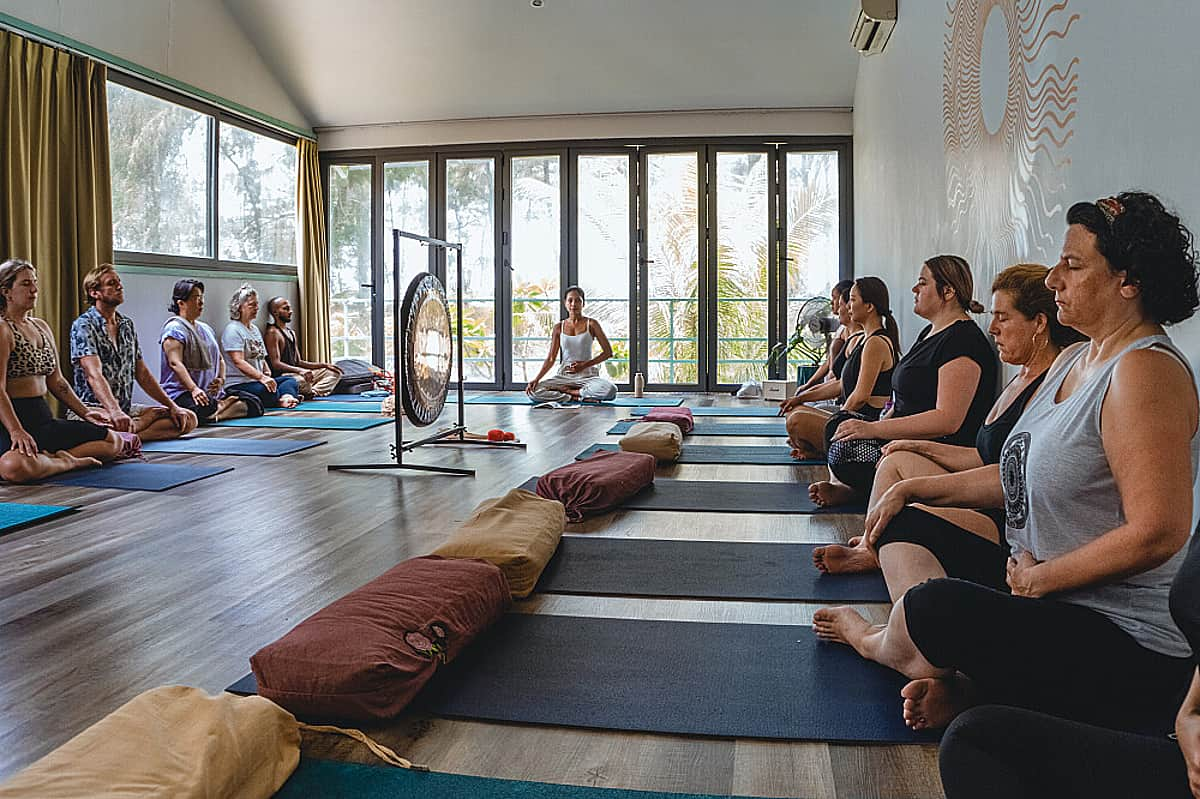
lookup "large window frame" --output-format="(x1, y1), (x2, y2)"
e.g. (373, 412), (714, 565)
(109, 73), (300, 277)
(321, 136), (851, 391)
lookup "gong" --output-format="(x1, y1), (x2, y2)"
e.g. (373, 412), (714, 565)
(399, 273), (453, 426)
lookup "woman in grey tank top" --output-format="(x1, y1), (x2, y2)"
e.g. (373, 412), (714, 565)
(810, 192), (1200, 741)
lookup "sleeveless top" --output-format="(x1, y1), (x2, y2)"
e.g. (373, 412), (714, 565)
(839, 328), (895, 405)
(558, 323), (598, 378)
(831, 331), (863, 380)
(271, 324), (300, 366)
(1000, 336), (1199, 657)
(5, 317), (56, 378)
(975, 371), (1046, 466)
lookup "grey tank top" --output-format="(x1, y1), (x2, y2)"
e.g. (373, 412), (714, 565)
(1000, 335), (1198, 657)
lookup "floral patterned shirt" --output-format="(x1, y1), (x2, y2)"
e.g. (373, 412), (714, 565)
(70, 306), (142, 412)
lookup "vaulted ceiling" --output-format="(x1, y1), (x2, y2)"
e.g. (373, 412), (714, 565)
(222, 0), (862, 128)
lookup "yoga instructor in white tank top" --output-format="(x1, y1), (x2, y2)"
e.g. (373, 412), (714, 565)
(525, 286), (617, 403)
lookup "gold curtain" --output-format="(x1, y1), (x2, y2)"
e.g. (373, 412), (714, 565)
(296, 137), (331, 362)
(0, 29), (112, 367)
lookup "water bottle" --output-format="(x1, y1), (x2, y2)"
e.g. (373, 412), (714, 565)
(633, 372), (645, 398)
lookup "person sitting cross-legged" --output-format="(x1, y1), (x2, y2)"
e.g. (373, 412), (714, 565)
(159, 279), (248, 424)
(222, 283), (300, 410)
(525, 285), (617, 403)
(263, 296), (341, 399)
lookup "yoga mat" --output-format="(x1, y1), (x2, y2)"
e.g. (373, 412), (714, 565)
(229, 616), (934, 743)
(141, 437), (324, 457)
(322, 393), (389, 402)
(0, 503), (75, 535)
(275, 758), (770, 799)
(212, 416), (390, 430)
(42, 462), (232, 491)
(467, 394), (684, 407)
(518, 477), (863, 515)
(608, 421), (786, 437)
(575, 443), (820, 465)
(633, 406), (782, 417)
(272, 400), (382, 413)
(536, 538), (889, 602)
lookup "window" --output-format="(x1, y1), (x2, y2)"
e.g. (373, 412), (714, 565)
(328, 164), (373, 359)
(219, 123), (297, 264)
(510, 155), (561, 383)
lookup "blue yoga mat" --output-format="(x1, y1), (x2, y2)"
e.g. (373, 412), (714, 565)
(633, 406), (782, 417)
(322, 393), (389, 403)
(467, 394), (684, 407)
(272, 400), (382, 413)
(42, 462), (232, 491)
(519, 477), (863, 515)
(141, 437), (324, 457)
(213, 416), (390, 430)
(0, 503), (74, 535)
(537, 537), (889, 602)
(576, 443), (820, 466)
(275, 758), (770, 799)
(608, 420), (786, 437)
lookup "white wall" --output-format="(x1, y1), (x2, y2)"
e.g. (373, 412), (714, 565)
(0, 0), (308, 131)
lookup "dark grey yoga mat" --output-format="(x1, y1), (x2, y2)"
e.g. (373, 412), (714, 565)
(227, 615), (934, 743)
(608, 420), (787, 437)
(518, 477), (863, 515)
(42, 462), (233, 491)
(141, 437), (325, 457)
(575, 442), (821, 465)
(536, 537), (889, 602)
(632, 406), (783, 417)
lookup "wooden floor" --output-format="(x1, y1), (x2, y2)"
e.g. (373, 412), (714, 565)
(0, 396), (943, 798)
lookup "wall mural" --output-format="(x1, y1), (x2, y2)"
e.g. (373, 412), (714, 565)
(943, 0), (1079, 278)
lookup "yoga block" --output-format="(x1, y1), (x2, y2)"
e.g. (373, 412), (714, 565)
(433, 489), (566, 598)
(536, 450), (656, 522)
(250, 555), (510, 722)
(619, 421), (683, 462)
(0, 686), (298, 799)
(642, 406), (694, 433)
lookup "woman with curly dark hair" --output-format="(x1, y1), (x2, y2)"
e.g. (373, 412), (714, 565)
(813, 192), (1200, 758)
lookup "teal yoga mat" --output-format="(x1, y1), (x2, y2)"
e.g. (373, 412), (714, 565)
(213, 416), (390, 430)
(575, 443), (819, 466)
(0, 503), (74, 535)
(467, 394), (683, 407)
(632, 406), (782, 417)
(274, 758), (771, 799)
(272, 400), (382, 413)
(608, 420), (787, 437)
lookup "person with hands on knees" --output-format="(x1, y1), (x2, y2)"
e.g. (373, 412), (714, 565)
(0, 259), (127, 482)
(221, 283), (300, 410)
(159, 279), (248, 424)
(263, 296), (341, 398)
(69, 264), (196, 441)
(526, 285), (617, 403)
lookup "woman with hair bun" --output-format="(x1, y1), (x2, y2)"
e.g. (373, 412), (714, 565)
(525, 285), (617, 403)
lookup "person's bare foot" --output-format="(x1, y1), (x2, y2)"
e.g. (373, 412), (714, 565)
(790, 443), (822, 461)
(53, 451), (101, 471)
(809, 480), (857, 507)
(812, 605), (878, 653)
(813, 542), (880, 573)
(901, 676), (976, 731)
(279, 394), (299, 409)
(847, 535), (863, 546)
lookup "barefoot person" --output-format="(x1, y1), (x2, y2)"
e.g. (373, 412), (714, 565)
(0, 259), (128, 482)
(813, 264), (1083, 577)
(813, 193), (1198, 738)
(781, 277), (898, 460)
(525, 286), (617, 403)
(809, 255), (997, 507)
(263, 296), (341, 398)
(159, 279), (247, 424)
(222, 284), (300, 410)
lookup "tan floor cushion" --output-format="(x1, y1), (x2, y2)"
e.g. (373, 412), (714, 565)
(432, 489), (566, 598)
(619, 421), (683, 462)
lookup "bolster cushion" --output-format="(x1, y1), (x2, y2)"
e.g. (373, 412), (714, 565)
(250, 555), (510, 722)
(619, 421), (683, 462)
(432, 489), (566, 598)
(643, 406), (694, 433)
(0, 686), (298, 799)
(536, 450), (656, 522)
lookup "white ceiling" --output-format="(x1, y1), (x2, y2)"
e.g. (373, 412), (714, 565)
(222, 0), (862, 128)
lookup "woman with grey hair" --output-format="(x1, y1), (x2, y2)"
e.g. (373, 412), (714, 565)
(220, 283), (300, 409)
(0, 258), (129, 482)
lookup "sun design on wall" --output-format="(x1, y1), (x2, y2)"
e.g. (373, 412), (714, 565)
(943, 0), (1079, 276)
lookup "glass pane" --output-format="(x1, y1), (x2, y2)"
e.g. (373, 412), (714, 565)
(108, 82), (209, 256)
(577, 155), (631, 384)
(328, 164), (373, 360)
(646, 153), (699, 385)
(218, 123), (297, 264)
(785, 151), (841, 379)
(445, 158), (496, 383)
(715, 152), (769, 385)
(383, 161), (430, 366)
(510, 155), (561, 384)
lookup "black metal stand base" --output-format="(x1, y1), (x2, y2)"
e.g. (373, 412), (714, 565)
(327, 462), (475, 476)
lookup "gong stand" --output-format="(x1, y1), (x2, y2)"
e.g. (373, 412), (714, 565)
(329, 229), (524, 478)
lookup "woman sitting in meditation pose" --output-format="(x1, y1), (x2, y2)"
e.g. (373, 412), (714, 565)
(0, 259), (127, 482)
(813, 192), (1199, 739)
(787, 279), (858, 398)
(221, 283), (300, 410)
(160, 279), (247, 424)
(526, 286), (617, 403)
(780, 277), (898, 460)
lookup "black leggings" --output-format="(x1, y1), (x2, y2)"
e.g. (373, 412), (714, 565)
(875, 505), (1008, 592)
(0, 396), (108, 453)
(904, 578), (1193, 734)
(939, 704), (1189, 799)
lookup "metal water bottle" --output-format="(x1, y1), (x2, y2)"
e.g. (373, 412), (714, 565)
(633, 372), (645, 398)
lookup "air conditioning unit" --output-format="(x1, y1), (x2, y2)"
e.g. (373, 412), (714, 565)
(850, 0), (897, 55)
